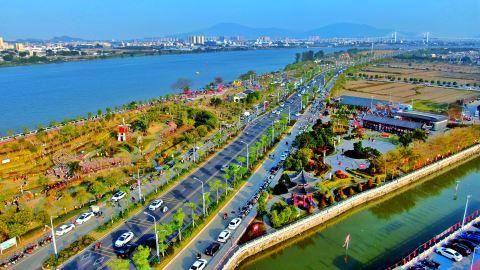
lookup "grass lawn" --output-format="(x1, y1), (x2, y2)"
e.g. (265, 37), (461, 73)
(413, 100), (449, 114)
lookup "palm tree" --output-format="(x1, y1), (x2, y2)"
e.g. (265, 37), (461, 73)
(237, 156), (247, 167)
(185, 201), (198, 227)
(209, 179), (223, 204)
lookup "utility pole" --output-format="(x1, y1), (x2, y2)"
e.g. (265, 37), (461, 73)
(461, 195), (472, 230)
(193, 177), (205, 216)
(50, 216), (58, 259)
(144, 212), (160, 261)
(137, 169), (142, 202)
(241, 141), (249, 169)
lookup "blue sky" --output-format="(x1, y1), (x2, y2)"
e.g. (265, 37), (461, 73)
(0, 0), (478, 40)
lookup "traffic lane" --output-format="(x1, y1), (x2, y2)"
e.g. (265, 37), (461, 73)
(63, 109), (279, 269)
(63, 213), (158, 270)
(62, 79), (311, 269)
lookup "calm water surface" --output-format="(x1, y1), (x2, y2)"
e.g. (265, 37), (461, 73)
(0, 47), (350, 134)
(240, 157), (480, 270)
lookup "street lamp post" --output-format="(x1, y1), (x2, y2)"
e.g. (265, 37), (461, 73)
(240, 140), (249, 169)
(144, 212), (160, 261)
(461, 195), (472, 230)
(471, 246), (479, 270)
(49, 216), (58, 259)
(287, 105), (291, 123)
(193, 177), (205, 216)
(137, 169), (143, 203)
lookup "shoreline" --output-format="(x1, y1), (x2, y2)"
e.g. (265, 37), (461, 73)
(0, 45), (337, 69)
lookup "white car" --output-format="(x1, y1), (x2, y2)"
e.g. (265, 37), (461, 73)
(115, 231), (134, 247)
(55, 224), (75, 236)
(228, 218), (242, 230)
(111, 191), (127, 202)
(280, 154), (287, 161)
(189, 259), (207, 270)
(75, 212), (94, 224)
(436, 247), (463, 262)
(148, 199), (164, 211)
(217, 229), (231, 243)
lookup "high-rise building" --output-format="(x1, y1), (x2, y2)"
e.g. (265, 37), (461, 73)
(0, 37), (4, 50)
(15, 43), (25, 52)
(189, 35), (205, 45)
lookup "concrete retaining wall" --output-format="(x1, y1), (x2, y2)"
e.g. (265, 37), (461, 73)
(221, 144), (480, 270)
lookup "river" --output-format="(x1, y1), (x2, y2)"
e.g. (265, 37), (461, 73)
(0, 47), (354, 135)
(240, 156), (480, 270)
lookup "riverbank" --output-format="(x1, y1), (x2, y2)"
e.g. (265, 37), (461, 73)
(0, 46), (337, 134)
(222, 143), (480, 269)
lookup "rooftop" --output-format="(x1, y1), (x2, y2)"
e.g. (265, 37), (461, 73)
(395, 111), (448, 122)
(362, 114), (424, 130)
(339, 95), (389, 107)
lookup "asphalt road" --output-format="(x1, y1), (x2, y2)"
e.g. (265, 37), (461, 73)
(165, 72), (335, 270)
(60, 73), (323, 270)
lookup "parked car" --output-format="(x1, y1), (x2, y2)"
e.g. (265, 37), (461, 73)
(445, 243), (471, 256)
(115, 231), (135, 247)
(452, 238), (477, 250)
(111, 191), (127, 202)
(75, 212), (94, 224)
(435, 247), (463, 262)
(204, 242), (221, 256)
(217, 230), (231, 243)
(228, 218), (242, 230)
(418, 259), (440, 269)
(459, 234), (480, 244)
(460, 232), (480, 243)
(162, 206), (168, 213)
(189, 259), (207, 270)
(148, 199), (164, 211)
(280, 154), (287, 161)
(55, 224), (75, 236)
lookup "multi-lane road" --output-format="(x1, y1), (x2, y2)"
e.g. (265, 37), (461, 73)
(59, 71), (328, 270)
(166, 72), (336, 270)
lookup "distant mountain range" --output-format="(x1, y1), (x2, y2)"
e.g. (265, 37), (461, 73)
(187, 22), (412, 39)
(14, 35), (85, 43)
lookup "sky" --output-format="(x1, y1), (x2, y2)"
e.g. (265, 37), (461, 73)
(0, 0), (478, 40)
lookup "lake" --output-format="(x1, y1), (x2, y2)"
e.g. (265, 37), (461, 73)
(0, 47), (350, 135)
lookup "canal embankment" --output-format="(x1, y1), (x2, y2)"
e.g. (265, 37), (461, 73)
(220, 143), (480, 270)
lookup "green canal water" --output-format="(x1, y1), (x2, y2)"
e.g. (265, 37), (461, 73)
(240, 156), (480, 270)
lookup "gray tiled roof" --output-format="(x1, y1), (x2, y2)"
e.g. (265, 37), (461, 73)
(362, 114), (423, 129)
(395, 111), (448, 122)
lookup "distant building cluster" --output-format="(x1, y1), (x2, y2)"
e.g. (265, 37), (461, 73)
(1, 33), (480, 65)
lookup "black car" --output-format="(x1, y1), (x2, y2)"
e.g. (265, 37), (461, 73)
(452, 238), (477, 250)
(114, 234), (157, 258)
(418, 259), (440, 270)
(445, 243), (471, 256)
(269, 166), (278, 174)
(204, 242), (221, 256)
(473, 222), (480, 229)
(114, 243), (138, 258)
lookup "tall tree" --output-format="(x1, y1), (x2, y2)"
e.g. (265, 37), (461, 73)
(106, 258), (130, 270)
(185, 202), (198, 227)
(132, 245), (151, 270)
(209, 179), (223, 204)
(173, 208), (186, 241)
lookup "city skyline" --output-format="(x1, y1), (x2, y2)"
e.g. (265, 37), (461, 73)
(0, 0), (479, 40)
